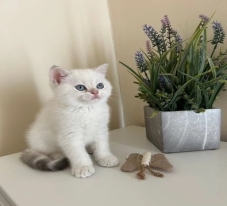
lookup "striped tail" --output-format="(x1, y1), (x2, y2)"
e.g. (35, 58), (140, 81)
(21, 149), (69, 171)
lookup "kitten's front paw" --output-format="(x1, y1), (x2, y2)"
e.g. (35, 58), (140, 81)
(71, 165), (95, 178)
(97, 155), (119, 167)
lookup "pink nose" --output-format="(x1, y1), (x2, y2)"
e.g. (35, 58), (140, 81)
(91, 89), (99, 95)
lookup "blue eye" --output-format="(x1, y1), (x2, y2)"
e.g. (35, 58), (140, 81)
(96, 83), (104, 89)
(75, 85), (86, 91)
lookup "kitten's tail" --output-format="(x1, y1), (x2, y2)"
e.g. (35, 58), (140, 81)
(21, 149), (69, 171)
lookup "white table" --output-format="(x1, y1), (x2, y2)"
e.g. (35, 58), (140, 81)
(0, 126), (227, 206)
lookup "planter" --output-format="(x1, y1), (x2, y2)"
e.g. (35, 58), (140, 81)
(144, 106), (221, 153)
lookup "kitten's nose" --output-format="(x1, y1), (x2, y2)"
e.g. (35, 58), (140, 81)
(91, 89), (99, 95)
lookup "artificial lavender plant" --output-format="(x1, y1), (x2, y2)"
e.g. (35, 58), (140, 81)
(120, 14), (227, 113)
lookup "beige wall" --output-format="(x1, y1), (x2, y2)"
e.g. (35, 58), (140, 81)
(108, 0), (227, 141)
(0, 0), (124, 156)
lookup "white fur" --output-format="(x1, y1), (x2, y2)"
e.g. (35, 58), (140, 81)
(26, 64), (118, 178)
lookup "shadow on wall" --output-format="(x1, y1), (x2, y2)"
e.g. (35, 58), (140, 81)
(63, 3), (123, 129)
(0, 50), (41, 157)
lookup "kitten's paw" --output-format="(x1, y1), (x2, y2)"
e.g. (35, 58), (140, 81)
(71, 165), (95, 178)
(97, 155), (119, 167)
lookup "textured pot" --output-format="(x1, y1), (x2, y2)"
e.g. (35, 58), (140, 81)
(144, 106), (221, 153)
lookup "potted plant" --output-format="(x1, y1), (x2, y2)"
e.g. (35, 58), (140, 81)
(120, 14), (227, 153)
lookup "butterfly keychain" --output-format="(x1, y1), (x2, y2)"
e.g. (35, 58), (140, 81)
(120, 152), (174, 179)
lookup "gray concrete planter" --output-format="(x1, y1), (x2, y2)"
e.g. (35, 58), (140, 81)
(144, 106), (221, 153)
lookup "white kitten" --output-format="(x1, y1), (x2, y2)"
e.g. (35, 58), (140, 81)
(21, 63), (119, 178)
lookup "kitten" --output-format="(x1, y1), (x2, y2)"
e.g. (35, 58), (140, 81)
(21, 63), (119, 178)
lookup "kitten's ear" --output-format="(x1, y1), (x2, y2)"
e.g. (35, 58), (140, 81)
(49, 66), (70, 85)
(95, 63), (108, 76)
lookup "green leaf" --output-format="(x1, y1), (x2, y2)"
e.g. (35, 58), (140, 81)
(195, 85), (202, 107)
(208, 82), (225, 106)
(216, 64), (227, 76)
(218, 80), (227, 83)
(203, 74), (227, 87)
(199, 29), (207, 74)
(206, 53), (217, 78)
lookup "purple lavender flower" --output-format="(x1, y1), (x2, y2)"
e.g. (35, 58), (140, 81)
(161, 19), (166, 27)
(166, 28), (183, 52)
(174, 32), (183, 53)
(145, 40), (154, 58)
(158, 75), (167, 90)
(163, 15), (171, 27)
(143, 24), (157, 40)
(143, 24), (166, 53)
(199, 14), (209, 27)
(211, 21), (225, 44)
(175, 33), (182, 43)
(160, 19), (167, 34)
(199, 14), (209, 22)
(212, 21), (222, 30)
(135, 51), (147, 72)
(162, 15), (172, 36)
(160, 15), (182, 51)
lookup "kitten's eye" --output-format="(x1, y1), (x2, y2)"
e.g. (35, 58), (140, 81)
(75, 85), (86, 91)
(96, 83), (104, 89)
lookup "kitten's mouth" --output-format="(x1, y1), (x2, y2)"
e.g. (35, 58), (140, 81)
(91, 95), (100, 100)
(83, 95), (100, 102)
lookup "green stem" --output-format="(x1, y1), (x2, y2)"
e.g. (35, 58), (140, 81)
(210, 44), (218, 58)
(144, 71), (149, 81)
(166, 29), (172, 48)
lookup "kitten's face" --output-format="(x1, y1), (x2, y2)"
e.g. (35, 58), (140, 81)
(49, 64), (112, 106)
